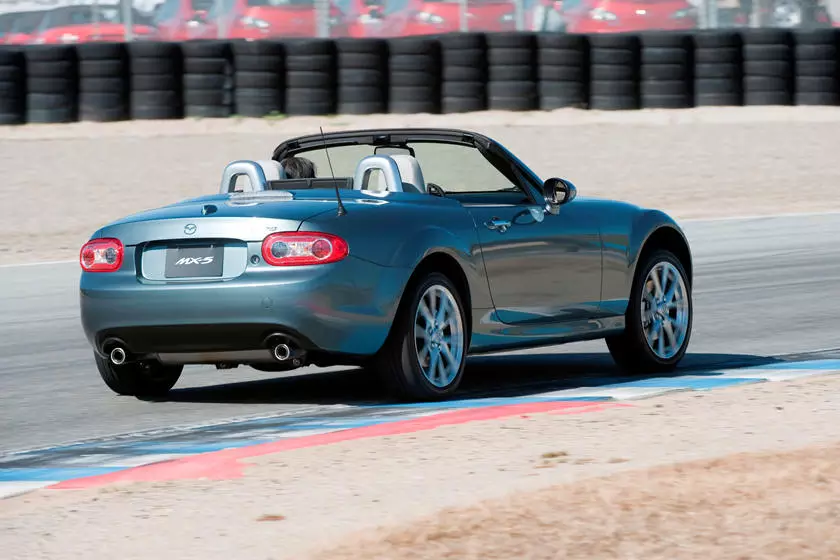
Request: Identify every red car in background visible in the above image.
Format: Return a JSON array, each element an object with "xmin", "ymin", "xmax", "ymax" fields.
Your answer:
[
  {"xmin": 152, "ymin": 0, "xmax": 216, "ymax": 40},
  {"xmin": 346, "ymin": 0, "xmax": 520, "ymax": 37},
  {"xmin": 2, "ymin": 10, "xmax": 48, "ymax": 45},
  {"xmin": 560, "ymin": 0, "xmax": 697, "ymax": 32},
  {"xmin": 13, "ymin": 5, "xmax": 158, "ymax": 44},
  {"xmin": 401, "ymin": 0, "xmax": 518, "ymax": 34},
  {"xmin": 190, "ymin": 0, "xmax": 349, "ymax": 39}
]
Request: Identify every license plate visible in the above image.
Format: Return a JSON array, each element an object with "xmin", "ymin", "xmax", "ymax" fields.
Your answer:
[{"xmin": 164, "ymin": 245, "xmax": 224, "ymax": 278}]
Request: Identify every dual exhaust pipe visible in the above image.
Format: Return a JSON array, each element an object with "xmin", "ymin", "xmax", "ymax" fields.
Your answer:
[
  {"xmin": 272, "ymin": 342, "xmax": 291, "ymax": 361},
  {"xmin": 102, "ymin": 338, "xmax": 131, "ymax": 366},
  {"xmin": 102, "ymin": 334, "xmax": 303, "ymax": 366},
  {"xmin": 110, "ymin": 346, "xmax": 127, "ymax": 365},
  {"xmin": 267, "ymin": 334, "xmax": 303, "ymax": 366}
]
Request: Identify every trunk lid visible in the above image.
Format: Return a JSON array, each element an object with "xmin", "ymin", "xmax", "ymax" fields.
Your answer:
[{"xmin": 95, "ymin": 192, "xmax": 338, "ymax": 282}]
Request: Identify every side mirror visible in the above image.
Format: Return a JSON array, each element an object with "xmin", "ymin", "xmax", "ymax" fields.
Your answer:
[{"xmin": 542, "ymin": 177, "xmax": 577, "ymax": 214}]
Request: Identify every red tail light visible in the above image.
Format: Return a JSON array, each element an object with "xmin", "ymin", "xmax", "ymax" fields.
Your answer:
[
  {"xmin": 80, "ymin": 238, "xmax": 124, "ymax": 272},
  {"xmin": 261, "ymin": 232, "xmax": 349, "ymax": 266}
]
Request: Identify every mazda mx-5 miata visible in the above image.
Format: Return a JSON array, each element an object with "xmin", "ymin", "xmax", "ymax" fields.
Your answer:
[{"xmin": 79, "ymin": 128, "xmax": 693, "ymax": 401}]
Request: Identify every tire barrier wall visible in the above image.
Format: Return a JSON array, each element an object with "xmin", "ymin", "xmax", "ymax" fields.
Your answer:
[{"xmin": 0, "ymin": 30, "xmax": 839, "ymax": 125}]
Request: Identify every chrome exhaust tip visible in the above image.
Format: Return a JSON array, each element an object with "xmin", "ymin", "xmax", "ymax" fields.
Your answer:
[
  {"xmin": 273, "ymin": 343, "xmax": 291, "ymax": 361},
  {"xmin": 110, "ymin": 347, "xmax": 127, "ymax": 366}
]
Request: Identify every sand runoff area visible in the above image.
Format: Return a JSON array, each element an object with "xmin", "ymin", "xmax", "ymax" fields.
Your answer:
[{"xmin": 1, "ymin": 106, "xmax": 840, "ymax": 558}]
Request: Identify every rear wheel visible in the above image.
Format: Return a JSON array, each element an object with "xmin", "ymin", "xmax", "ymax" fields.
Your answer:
[
  {"xmin": 375, "ymin": 272, "xmax": 468, "ymax": 401},
  {"xmin": 606, "ymin": 249, "xmax": 692, "ymax": 373},
  {"xmin": 94, "ymin": 353, "xmax": 183, "ymax": 397}
]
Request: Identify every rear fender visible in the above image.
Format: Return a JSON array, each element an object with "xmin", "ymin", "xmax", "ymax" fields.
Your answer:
[
  {"xmin": 300, "ymin": 205, "xmax": 494, "ymax": 310},
  {"xmin": 386, "ymin": 225, "xmax": 493, "ymax": 311}
]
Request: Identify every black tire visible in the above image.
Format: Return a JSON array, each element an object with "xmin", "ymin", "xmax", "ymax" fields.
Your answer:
[
  {"xmin": 374, "ymin": 272, "xmax": 468, "ymax": 401},
  {"xmin": 95, "ymin": 353, "xmax": 183, "ymax": 397},
  {"xmin": 606, "ymin": 249, "xmax": 692, "ymax": 373}
]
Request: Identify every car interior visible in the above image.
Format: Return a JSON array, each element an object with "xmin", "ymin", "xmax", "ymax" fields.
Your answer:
[
  {"xmin": 259, "ymin": 150, "xmax": 441, "ymax": 196},
  {"xmin": 225, "ymin": 139, "xmax": 538, "ymax": 206}
]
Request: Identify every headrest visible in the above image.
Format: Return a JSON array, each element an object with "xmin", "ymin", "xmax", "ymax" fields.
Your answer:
[
  {"xmin": 256, "ymin": 160, "xmax": 286, "ymax": 182},
  {"xmin": 390, "ymin": 154, "xmax": 426, "ymax": 194},
  {"xmin": 353, "ymin": 154, "xmax": 404, "ymax": 195},
  {"xmin": 220, "ymin": 160, "xmax": 283, "ymax": 194}
]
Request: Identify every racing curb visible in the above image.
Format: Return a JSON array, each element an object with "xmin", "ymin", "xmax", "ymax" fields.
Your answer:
[{"xmin": 49, "ymin": 400, "xmax": 627, "ymax": 490}]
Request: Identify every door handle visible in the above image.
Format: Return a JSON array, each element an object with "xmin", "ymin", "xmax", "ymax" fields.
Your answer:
[{"xmin": 485, "ymin": 218, "xmax": 512, "ymax": 233}]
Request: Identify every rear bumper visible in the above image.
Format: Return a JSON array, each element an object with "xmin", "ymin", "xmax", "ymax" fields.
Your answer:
[{"xmin": 80, "ymin": 250, "xmax": 412, "ymax": 358}]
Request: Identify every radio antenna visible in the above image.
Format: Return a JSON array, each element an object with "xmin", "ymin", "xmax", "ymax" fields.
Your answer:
[{"xmin": 320, "ymin": 126, "xmax": 346, "ymax": 217}]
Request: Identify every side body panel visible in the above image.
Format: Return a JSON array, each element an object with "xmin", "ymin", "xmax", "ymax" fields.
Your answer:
[
  {"xmin": 299, "ymin": 191, "xmax": 494, "ymax": 311},
  {"xmin": 464, "ymin": 197, "xmax": 605, "ymax": 325}
]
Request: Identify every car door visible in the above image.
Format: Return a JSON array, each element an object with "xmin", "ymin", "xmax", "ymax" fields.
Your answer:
[
  {"xmin": 413, "ymin": 140, "xmax": 602, "ymax": 326},
  {"xmin": 464, "ymin": 195, "xmax": 603, "ymax": 325}
]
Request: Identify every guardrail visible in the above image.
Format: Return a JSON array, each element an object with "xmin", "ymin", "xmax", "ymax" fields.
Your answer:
[{"xmin": 0, "ymin": 29, "xmax": 838, "ymax": 124}]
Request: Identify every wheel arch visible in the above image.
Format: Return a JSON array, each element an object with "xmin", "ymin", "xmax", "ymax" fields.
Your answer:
[
  {"xmin": 389, "ymin": 251, "xmax": 474, "ymax": 347},
  {"xmin": 635, "ymin": 225, "xmax": 693, "ymax": 287},
  {"xmin": 413, "ymin": 252, "xmax": 473, "ymax": 339}
]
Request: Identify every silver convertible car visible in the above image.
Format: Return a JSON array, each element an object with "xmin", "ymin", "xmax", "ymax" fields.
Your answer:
[{"xmin": 79, "ymin": 128, "xmax": 693, "ymax": 401}]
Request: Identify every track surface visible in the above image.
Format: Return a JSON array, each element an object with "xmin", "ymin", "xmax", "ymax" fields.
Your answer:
[{"xmin": 2, "ymin": 212, "xmax": 839, "ymax": 454}]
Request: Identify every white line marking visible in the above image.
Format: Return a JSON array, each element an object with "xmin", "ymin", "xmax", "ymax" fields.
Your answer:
[
  {"xmin": 0, "ymin": 259, "xmax": 76, "ymax": 269},
  {"xmin": 683, "ymin": 210, "xmax": 840, "ymax": 224},
  {"xmin": 533, "ymin": 386, "xmax": 686, "ymax": 400},
  {"xmin": 99, "ymin": 453, "xmax": 189, "ymax": 468},
  {"xmin": 712, "ymin": 369, "xmax": 836, "ymax": 382},
  {"xmin": 0, "ymin": 481, "xmax": 57, "ymax": 499}
]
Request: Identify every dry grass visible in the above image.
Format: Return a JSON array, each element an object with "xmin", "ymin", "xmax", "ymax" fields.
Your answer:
[{"xmin": 315, "ymin": 441, "xmax": 840, "ymax": 560}]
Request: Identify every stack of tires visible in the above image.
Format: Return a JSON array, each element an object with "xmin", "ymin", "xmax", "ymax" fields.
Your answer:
[
  {"xmin": 793, "ymin": 29, "xmax": 840, "ymax": 106},
  {"xmin": 335, "ymin": 38, "xmax": 388, "ymax": 115},
  {"xmin": 388, "ymin": 37, "xmax": 441, "ymax": 114},
  {"xmin": 692, "ymin": 31, "xmax": 743, "ymax": 106},
  {"xmin": 536, "ymin": 33, "xmax": 588, "ymax": 110},
  {"xmin": 128, "ymin": 42, "xmax": 183, "ymax": 120},
  {"xmin": 588, "ymin": 34, "xmax": 640, "ymax": 110},
  {"xmin": 232, "ymin": 40, "xmax": 285, "ymax": 117},
  {"xmin": 77, "ymin": 42, "xmax": 129, "ymax": 122},
  {"xmin": 486, "ymin": 32, "xmax": 538, "ymax": 111},
  {"xmin": 439, "ymin": 33, "xmax": 487, "ymax": 114},
  {"xmin": 741, "ymin": 29, "xmax": 794, "ymax": 106},
  {"xmin": 182, "ymin": 40, "xmax": 234, "ymax": 118},
  {"xmin": 284, "ymin": 39, "xmax": 336, "ymax": 116},
  {"xmin": 25, "ymin": 45, "xmax": 78, "ymax": 123},
  {"xmin": 639, "ymin": 33, "xmax": 693, "ymax": 109},
  {"xmin": 0, "ymin": 48, "xmax": 25, "ymax": 125}
]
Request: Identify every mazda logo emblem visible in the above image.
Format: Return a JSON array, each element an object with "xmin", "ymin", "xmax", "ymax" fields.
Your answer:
[{"xmin": 184, "ymin": 224, "xmax": 197, "ymax": 235}]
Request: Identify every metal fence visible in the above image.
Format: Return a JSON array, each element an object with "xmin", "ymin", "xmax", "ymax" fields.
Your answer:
[{"xmin": 0, "ymin": 0, "xmax": 837, "ymax": 45}]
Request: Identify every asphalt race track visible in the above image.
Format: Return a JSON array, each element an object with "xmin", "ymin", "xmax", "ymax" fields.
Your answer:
[{"xmin": 2, "ymin": 212, "xmax": 840, "ymax": 455}]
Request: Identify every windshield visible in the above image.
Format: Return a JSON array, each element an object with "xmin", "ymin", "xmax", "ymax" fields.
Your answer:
[
  {"xmin": 288, "ymin": 141, "xmax": 525, "ymax": 194},
  {"xmin": 153, "ymin": 0, "xmax": 181, "ymax": 22},
  {"xmin": 39, "ymin": 6, "xmax": 152, "ymax": 29},
  {"xmin": 9, "ymin": 11, "xmax": 45, "ymax": 33}
]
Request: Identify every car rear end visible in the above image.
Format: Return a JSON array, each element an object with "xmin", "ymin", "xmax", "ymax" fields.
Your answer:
[{"xmin": 79, "ymin": 199, "xmax": 409, "ymax": 369}]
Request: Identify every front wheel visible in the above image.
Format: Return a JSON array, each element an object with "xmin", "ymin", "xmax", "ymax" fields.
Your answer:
[
  {"xmin": 95, "ymin": 353, "xmax": 183, "ymax": 397},
  {"xmin": 606, "ymin": 249, "xmax": 693, "ymax": 373},
  {"xmin": 374, "ymin": 272, "xmax": 468, "ymax": 401}
]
